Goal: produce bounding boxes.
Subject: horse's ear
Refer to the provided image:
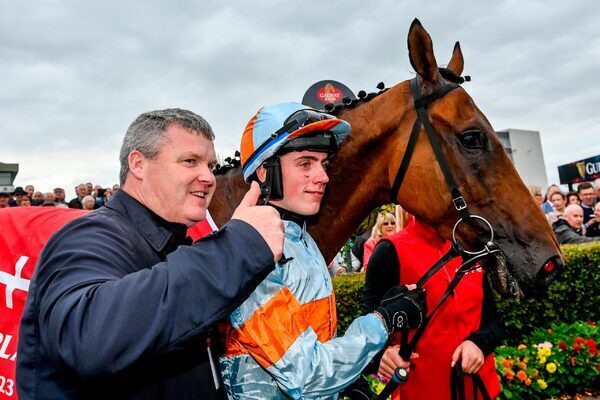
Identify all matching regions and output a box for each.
[407,18,439,82]
[447,41,464,76]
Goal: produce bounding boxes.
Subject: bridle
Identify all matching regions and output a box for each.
[374,76,505,400]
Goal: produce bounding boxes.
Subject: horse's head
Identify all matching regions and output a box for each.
[399,19,561,297]
[324,19,561,298]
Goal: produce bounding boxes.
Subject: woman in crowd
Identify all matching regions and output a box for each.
[567,190,582,205]
[528,185,544,208]
[362,212,397,270]
[546,191,567,224]
[363,216,503,400]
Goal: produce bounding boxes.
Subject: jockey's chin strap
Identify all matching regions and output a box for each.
[374,77,502,400]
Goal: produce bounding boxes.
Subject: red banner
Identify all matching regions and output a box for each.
[0,207,215,399]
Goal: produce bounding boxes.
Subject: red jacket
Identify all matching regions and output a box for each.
[385,219,500,400]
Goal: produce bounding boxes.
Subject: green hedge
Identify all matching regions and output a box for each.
[333,242,600,336]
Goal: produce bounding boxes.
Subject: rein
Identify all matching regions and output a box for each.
[374,77,502,400]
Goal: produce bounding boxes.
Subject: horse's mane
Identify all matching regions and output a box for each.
[214,68,466,174]
[326,68,465,116]
[214,151,241,176]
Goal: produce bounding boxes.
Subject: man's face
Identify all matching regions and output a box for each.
[54,188,65,201]
[565,207,584,229]
[76,185,87,197]
[25,185,34,197]
[43,193,56,203]
[138,124,217,227]
[580,188,595,206]
[82,196,95,210]
[269,150,330,216]
[32,191,43,201]
[0,196,9,208]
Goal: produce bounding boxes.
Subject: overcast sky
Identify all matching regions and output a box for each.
[2,0,599,198]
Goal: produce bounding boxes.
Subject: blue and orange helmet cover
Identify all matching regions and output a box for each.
[240,102,351,182]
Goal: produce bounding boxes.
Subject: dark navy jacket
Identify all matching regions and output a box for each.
[17,190,275,399]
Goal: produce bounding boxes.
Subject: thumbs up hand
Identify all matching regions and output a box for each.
[232,182,284,262]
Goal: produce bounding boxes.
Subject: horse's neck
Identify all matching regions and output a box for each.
[310,85,413,262]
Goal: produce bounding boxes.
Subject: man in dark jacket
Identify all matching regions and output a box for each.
[552,204,600,244]
[17,108,284,400]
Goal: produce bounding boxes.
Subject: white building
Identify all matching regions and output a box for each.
[0,163,19,193]
[495,129,548,188]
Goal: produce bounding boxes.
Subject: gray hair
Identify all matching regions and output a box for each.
[119,108,215,185]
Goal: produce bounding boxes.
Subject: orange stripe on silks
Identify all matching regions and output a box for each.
[224,289,338,367]
[301,292,337,342]
[240,108,262,165]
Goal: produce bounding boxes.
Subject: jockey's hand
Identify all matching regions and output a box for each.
[339,375,375,399]
[451,340,484,374]
[378,345,419,379]
[374,284,427,334]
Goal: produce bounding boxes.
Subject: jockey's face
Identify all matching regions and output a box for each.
[268,150,330,216]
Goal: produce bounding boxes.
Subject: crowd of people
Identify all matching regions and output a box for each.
[529,179,600,244]
[0,182,120,210]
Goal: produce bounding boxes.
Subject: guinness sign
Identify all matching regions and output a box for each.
[558,154,600,185]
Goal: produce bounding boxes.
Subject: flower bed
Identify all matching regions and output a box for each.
[496,321,599,399]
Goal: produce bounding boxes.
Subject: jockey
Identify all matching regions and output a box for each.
[220,102,427,399]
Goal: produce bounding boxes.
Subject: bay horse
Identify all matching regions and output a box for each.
[210,19,561,297]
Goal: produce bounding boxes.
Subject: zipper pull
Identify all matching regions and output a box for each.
[206,337,221,390]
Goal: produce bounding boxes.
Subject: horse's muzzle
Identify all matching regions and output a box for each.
[534,255,562,292]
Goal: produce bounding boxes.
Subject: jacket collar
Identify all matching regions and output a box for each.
[105,189,189,252]
[268,203,307,241]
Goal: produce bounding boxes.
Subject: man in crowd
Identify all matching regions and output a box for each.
[578,182,596,224]
[53,187,69,207]
[0,192,10,209]
[585,203,600,237]
[17,108,284,400]
[552,204,600,244]
[81,194,96,210]
[85,182,94,195]
[31,191,44,206]
[10,186,28,207]
[41,192,56,206]
[25,184,35,198]
[68,183,88,209]
[17,196,31,207]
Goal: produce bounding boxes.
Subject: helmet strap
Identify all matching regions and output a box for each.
[258,157,284,204]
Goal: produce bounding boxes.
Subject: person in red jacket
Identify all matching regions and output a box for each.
[362,216,503,399]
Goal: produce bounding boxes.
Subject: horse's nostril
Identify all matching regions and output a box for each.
[536,256,562,290]
[543,260,556,272]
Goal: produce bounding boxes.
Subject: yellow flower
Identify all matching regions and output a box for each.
[538,347,552,357]
[517,344,527,350]
[546,362,557,373]
[537,379,548,390]
[538,356,547,364]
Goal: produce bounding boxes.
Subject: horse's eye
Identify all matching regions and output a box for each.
[460,130,483,149]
